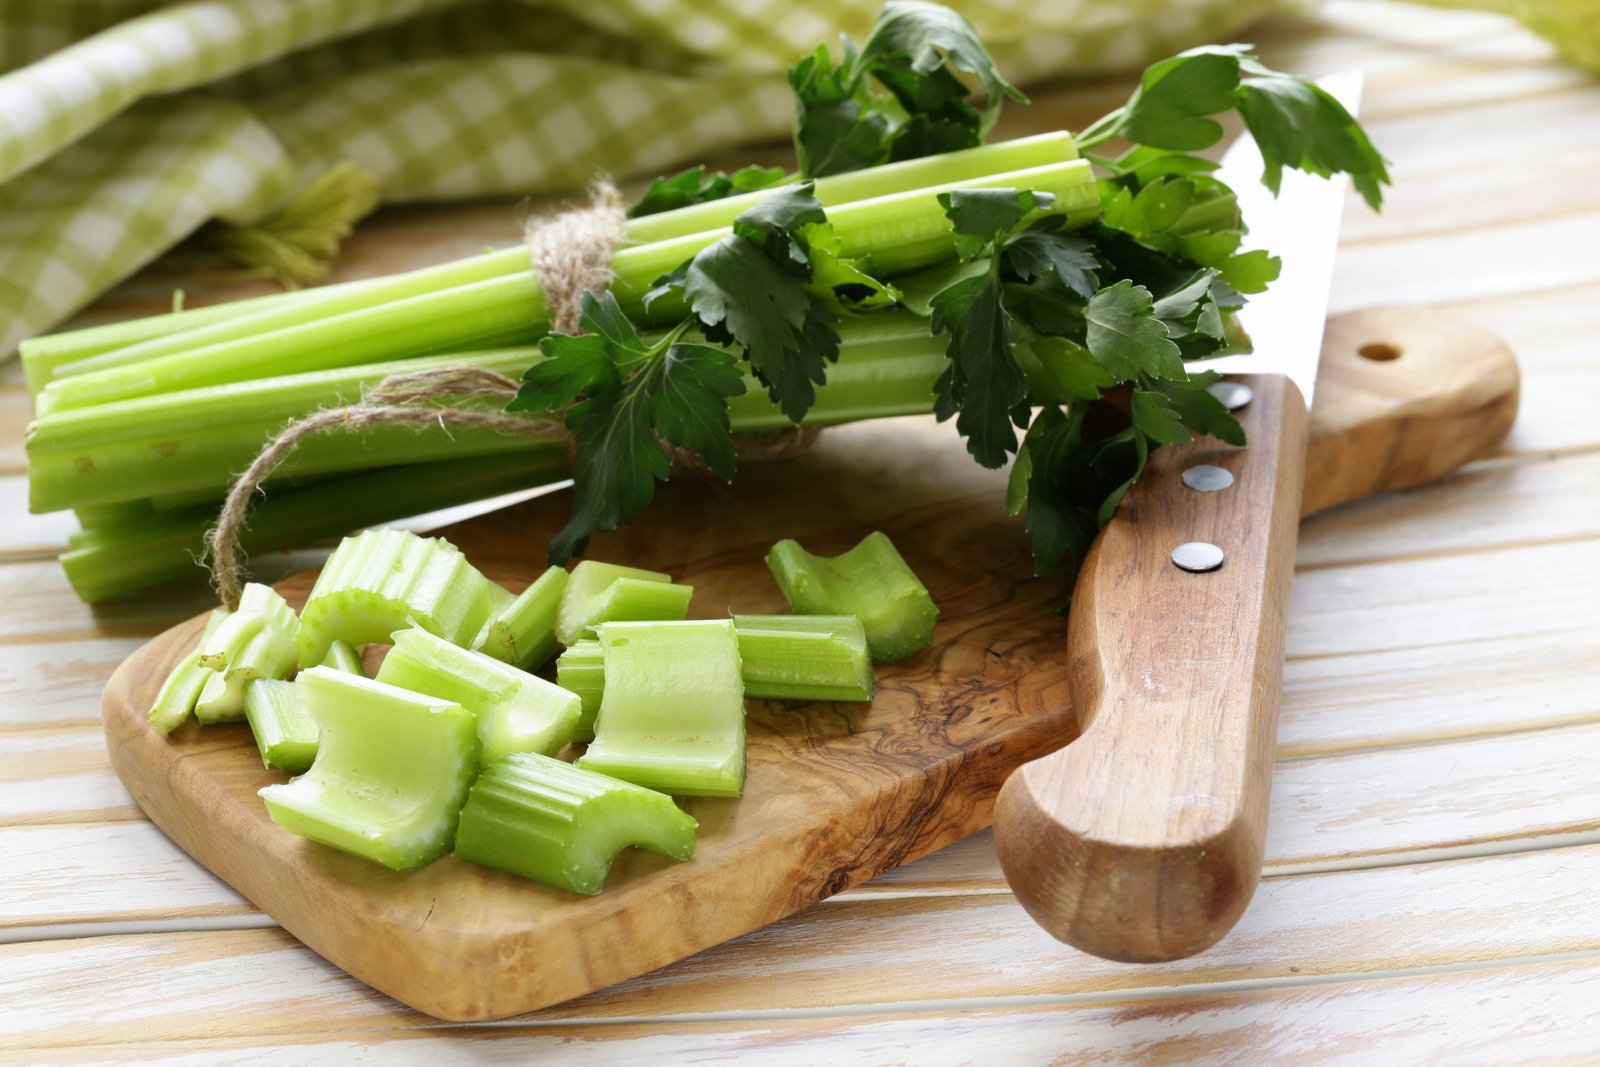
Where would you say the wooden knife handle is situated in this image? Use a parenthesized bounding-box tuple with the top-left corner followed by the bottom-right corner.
(992, 305, 1519, 963)
(995, 375, 1305, 962)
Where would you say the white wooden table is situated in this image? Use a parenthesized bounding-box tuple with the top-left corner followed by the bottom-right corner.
(3, 2, 1599, 1060)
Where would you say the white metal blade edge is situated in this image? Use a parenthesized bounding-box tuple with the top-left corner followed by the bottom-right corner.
(1187, 71, 1365, 406)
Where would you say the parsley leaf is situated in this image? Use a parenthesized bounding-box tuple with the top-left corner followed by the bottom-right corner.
(628, 164, 788, 218)
(1084, 280, 1185, 381)
(1002, 219, 1099, 297)
(1007, 405, 1098, 579)
(1081, 44, 1390, 209)
(929, 263, 1029, 468)
(790, 0, 1024, 178)
(939, 188, 1053, 259)
(653, 184, 842, 423)
(508, 292, 747, 562)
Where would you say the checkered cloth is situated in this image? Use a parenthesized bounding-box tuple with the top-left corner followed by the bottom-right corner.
(0, 0, 1294, 358)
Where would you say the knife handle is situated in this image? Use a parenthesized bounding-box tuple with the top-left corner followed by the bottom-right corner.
(993, 374, 1307, 962)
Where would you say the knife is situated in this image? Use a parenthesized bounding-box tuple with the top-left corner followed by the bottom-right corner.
(992, 73, 1363, 962)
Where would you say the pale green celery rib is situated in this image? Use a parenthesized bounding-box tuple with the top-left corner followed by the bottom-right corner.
(554, 560, 674, 646)
(33, 133, 1075, 406)
(297, 528, 503, 664)
(26, 347, 546, 513)
(555, 640, 604, 743)
(321, 640, 364, 675)
(765, 531, 938, 664)
(557, 616, 874, 717)
(453, 751, 697, 895)
(147, 609, 229, 733)
(576, 620, 746, 797)
(474, 565, 568, 670)
(375, 625, 580, 765)
(26, 314, 946, 514)
(733, 614, 875, 702)
(20, 288, 317, 398)
(193, 583, 300, 723)
(42, 159, 1097, 411)
(259, 667, 480, 871)
(59, 451, 569, 604)
(244, 678, 319, 773)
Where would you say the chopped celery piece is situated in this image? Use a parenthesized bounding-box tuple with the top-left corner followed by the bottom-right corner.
(765, 532, 938, 663)
(555, 639, 605, 742)
(192, 583, 300, 723)
(259, 667, 479, 871)
(473, 565, 568, 670)
(560, 616, 873, 716)
(375, 626, 580, 765)
(296, 529, 503, 664)
(733, 615, 875, 702)
(576, 620, 746, 797)
(321, 640, 364, 675)
(147, 609, 228, 733)
(555, 560, 681, 645)
(244, 678, 319, 774)
(454, 752, 697, 895)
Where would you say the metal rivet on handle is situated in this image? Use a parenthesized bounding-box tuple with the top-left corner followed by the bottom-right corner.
(1206, 381, 1253, 411)
(1171, 541, 1225, 573)
(1181, 464, 1234, 492)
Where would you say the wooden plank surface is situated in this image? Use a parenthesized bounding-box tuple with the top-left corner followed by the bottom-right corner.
(4, 0, 1599, 1058)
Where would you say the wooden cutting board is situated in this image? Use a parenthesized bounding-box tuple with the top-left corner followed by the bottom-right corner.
(102, 306, 1516, 1021)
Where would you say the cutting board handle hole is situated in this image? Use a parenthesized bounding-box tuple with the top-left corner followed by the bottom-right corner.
(1358, 341, 1402, 362)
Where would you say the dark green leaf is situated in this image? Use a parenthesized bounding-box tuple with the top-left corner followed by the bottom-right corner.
(1027, 336, 1114, 401)
(628, 164, 788, 218)
(1002, 223, 1099, 297)
(652, 342, 748, 481)
(1237, 76, 1390, 209)
(928, 267, 1029, 467)
(939, 188, 1051, 259)
(548, 375, 667, 563)
(1084, 280, 1184, 381)
(1129, 388, 1192, 445)
(1151, 372, 1247, 446)
(1119, 47, 1244, 150)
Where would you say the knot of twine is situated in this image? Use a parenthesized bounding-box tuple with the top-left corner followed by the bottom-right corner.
(205, 179, 820, 609)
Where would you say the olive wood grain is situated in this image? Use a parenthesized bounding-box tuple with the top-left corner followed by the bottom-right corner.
(992, 305, 1519, 962)
(101, 306, 1516, 1019)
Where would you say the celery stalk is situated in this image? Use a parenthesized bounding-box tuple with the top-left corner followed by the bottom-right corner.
(41, 160, 1096, 410)
(473, 565, 568, 670)
(454, 752, 697, 895)
(192, 583, 300, 723)
(321, 640, 364, 675)
(259, 667, 480, 871)
(765, 532, 938, 664)
(244, 678, 319, 773)
(375, 625, 580, 764)
(733, 615, 875, 702)
(147, 609, 229, 733)
(554, 639, 604, 743)
(296, 529, 503, 665)
(554, 560, 680, 646)
(59, 451, 568, 604)
(577, 620, 746, 797)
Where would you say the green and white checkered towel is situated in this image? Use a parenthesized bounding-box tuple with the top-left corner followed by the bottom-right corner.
(0, 0, 1296, 358)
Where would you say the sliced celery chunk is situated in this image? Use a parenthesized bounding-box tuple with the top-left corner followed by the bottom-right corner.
(576, 620, 746, 797)
(733, 615, 875, 702)
(193, 583, 300, 724)
(296, 529, 503, 664)
(148, 609, 228, 733)
(454, 752, 697, 895)
(555, 639, 604, 742)
(321, 639, 364, 675)
(244, 678, 319, 773)
(376, 626, 580, 764)
(554, 560, 689, 645)
(765, 532, 938, 663)
(473, 565, 568, 670)
(259, 667, 479, 870)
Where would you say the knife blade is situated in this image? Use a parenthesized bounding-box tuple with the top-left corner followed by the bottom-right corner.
(991, 74, 1363, 963)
